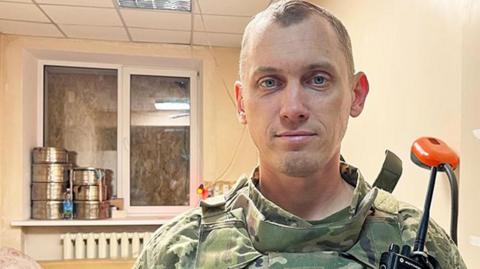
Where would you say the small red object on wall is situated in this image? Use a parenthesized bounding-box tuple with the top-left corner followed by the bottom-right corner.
(196, 184, 209, 200)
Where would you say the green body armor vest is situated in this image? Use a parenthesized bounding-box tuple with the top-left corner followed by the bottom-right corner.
(195, 176, 404, 269)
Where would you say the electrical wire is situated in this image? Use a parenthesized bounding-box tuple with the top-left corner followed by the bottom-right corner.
(193, 0, 248, 183)
(212, 126, 247, 181)
(194, 0, 237, 108)
(443, 163, 459, 245)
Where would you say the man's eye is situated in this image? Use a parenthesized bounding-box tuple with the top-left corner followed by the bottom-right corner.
(259, 78, 280, 89)
(311, 75, 327, 86)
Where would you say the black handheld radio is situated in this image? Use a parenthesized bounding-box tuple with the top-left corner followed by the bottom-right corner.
(379, 137, 459, 269)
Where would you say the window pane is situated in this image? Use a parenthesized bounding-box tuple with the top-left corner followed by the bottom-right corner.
(130, 75, 190, 206)
(44, 66, 118, 195)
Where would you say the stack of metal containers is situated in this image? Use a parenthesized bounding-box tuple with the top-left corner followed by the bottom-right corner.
(31, 147, 113, 220)
(31, 147, 73, 219)
(72, 168, 112, 219)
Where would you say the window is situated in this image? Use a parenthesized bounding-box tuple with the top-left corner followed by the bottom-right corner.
(43, 63, 200, 216)
(44, 66, 119, 194)
(122, 68, 200, 215)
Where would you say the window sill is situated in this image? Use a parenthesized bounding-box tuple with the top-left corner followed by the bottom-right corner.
(10, 216, 173, 227)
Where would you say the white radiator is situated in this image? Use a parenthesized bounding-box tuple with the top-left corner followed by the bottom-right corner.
(61, 232, 152, 260)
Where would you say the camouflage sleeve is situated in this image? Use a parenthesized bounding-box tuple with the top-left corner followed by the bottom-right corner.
(398, 202, 467, 269)
(133, 208, 202, 269)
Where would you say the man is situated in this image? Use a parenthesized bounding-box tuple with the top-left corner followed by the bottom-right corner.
(133, 1, 466, 268)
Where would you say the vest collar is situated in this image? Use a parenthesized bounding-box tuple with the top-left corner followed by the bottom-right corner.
(229, 163, 377, 253)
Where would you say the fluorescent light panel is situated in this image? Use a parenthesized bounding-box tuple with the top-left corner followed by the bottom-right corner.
(118, 0, 191, 11)
(154, 101, 190, 110)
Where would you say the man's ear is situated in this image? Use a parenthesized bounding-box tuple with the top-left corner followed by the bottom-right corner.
(350, 72, 369, 117)
(234, 81, 247, 124)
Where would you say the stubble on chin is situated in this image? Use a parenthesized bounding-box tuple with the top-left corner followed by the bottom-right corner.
(277, 153, 320, 178)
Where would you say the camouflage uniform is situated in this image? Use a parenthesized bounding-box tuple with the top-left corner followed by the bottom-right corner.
(133, 163, 466, 269)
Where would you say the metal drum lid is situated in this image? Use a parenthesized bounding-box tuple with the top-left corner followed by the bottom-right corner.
(31, 182, 66, 201)
(73, 168, 106, 185)
(32, 147, 69, 164)
(73, 185, 108, 201)
(32, 163, 71, 183)
(31, 201, 63, 220)
(74, 201, 110, 219)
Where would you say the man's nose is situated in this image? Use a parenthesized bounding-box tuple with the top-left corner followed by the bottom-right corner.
(279, 83, 310, 123)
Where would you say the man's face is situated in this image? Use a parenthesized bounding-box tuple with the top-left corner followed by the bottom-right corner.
(236, 15, 368, 177)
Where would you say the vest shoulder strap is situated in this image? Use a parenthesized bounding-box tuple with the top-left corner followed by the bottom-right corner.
(199, 176, 250, 224)
(199, 195, 226, 224)
(373, 150, 403, 193)
(373, 188, 399, 215)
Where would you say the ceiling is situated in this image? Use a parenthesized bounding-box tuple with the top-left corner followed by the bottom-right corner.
(0, 0, 274, 47)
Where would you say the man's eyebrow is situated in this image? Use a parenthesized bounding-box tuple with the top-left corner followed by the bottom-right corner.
(252, 66, 281, 76)
(251, 63, 337, 77)
(305, 62, 337, 72)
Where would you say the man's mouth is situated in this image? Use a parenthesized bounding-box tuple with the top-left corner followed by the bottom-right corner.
(274, 131, 317, 144)
(275, 130, 317, 137)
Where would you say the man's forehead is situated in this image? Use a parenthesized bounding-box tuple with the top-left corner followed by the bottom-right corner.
(243, 16, 343, 74)
(245, 15, 339, 55)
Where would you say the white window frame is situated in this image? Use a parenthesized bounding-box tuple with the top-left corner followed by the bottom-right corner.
(122, 67, 200, 216)
(38, 61, 201, 217)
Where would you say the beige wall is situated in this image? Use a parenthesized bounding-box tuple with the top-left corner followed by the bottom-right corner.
(319, 0, 462, 222)
(0, 32, 26, 249)
(0, 0, 479, 266)
(0, 33, 5, 248)
(460, 0, 480, 267)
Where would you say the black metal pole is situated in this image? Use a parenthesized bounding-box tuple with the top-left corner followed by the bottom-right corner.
(413, 166, 437, 253)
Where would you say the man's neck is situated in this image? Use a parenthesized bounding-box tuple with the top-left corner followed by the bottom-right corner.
(258, 157, 354, 221)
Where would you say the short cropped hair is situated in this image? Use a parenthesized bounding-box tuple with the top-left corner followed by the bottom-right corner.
(239, 0, 354, 81)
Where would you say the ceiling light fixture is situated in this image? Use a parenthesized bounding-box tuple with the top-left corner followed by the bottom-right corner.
(118, 0, 191, 12)
(154, 101, 190, 110)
